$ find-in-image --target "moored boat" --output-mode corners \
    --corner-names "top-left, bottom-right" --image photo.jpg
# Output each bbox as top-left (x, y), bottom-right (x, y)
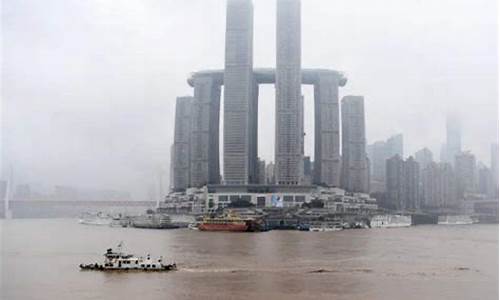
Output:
top-left (198, 212), bottom-right (249, 232)
top-left (309, 222), bottom-right (343, 232)
top-left (370, 214), bottom-right (411, 228)
top-left (438, 215), bottom-right (477, 225)
top-left (78, 212), bottom-right (113, 226)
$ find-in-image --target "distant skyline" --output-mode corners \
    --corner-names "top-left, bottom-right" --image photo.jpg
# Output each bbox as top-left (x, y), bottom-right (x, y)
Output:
top-left (2, 0), bottom-right (498, 199)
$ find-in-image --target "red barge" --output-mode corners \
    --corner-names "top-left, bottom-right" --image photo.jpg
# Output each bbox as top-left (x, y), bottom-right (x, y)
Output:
top-left (198, 212), bottom-right (249, 232)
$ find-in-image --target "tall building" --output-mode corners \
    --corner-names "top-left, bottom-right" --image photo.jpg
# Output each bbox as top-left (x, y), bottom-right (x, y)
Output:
top-left (367, 134), bottom-right (403, 193)
top-left (190, 74), bottom-right (221, 187)
top-left (172, 97), bottom-right (193, 191)
top-left (367, 141), bottom-right (387, 192)
top-left (386, 155), bottom-right (405, 210)
top-left (421, 162), bottom-right (457, 208)
top-left (275, 0), bottom-right (303, 185)
top-left (439, 162), bottom-right (458, 208)
top-left (415, 148), bottom-right (433, 171)
top-left (341, 96), bottom-right (368, 193)
top-left (491, 143), bottom-right (499, 197)
top-left (454, 151), bottom-right (476, 198)
top-left (442, 115), bottom-right (462, 163)
top-left (223, 0), bottom-right (257, 185)
top-left (403, 156), bottom-right (420, 210)
top-left (421, 162), bottom-right (439, 208)
top-left (386, 134), bottom-right (404, 158)
top-left (477, 163), bottom-right (494, 197)
top-left (385, 155), bottom-right (420, 211)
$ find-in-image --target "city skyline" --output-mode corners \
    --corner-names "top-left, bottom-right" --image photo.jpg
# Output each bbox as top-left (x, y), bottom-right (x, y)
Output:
top-left (2, 0), bottom-right (498, 198)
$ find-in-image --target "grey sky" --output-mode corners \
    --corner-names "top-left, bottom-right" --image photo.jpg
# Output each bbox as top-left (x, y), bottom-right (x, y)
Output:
top-left (2, 0), bottom-right (498, 199)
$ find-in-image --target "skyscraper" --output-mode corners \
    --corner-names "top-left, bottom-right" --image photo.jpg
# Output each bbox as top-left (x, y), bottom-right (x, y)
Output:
top-left (223, 0), bottom-right (257, 185)
top-left (341, 96), bottom-right (368, 193)
top-left (275, 0), bottom-right (303, 185)
top-left (415, 148), bottom-right (433, 171)
top-left (367, 140), bottom-right (387, 192)
top-left (403, 156), bottom-right (420, 210)
top-left (172, 97), bottom-right (193, 191)
top-left (386, 134), bottom-right (404, 158)
top-left (386, 155), bottom-right (404, 210)
top-left (386, 155), bottom-right (420, 211)
top-left (367, 134), bottom-right (403, 193)
top-left (455, 151), bottom-right (476, 198)
top-left (442, 115), bottom-right (462, 163)
top-left (477, 163), bottom-right (494, 197)
top-left (421, 162), bottom-right (457, 208)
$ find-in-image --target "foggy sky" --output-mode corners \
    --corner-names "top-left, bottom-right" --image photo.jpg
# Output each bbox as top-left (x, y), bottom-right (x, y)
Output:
top-left (2, 0), bottom-right (498, 200)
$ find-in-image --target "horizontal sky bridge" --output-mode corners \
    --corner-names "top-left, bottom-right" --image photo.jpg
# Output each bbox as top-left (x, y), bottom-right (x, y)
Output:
top-left (188, 68), bottom-right (347, 87)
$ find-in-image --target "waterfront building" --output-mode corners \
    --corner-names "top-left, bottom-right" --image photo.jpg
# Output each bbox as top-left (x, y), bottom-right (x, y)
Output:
top-left (275, 0), bottom-right (303, 185)
top-left (440, 163), bottom-right (458, 208)
top-left (477, 163), bottom-right (494, 197)
top-left (367, 141), bottom-right (387, 192)
top-left (190, 73), bottom-right (221, 187)
top-left (386, 155), bottom-right (404, 210)
top-left (403, 156), bottom-right (420, 210)
top-left (223, 0), bottom-right (258, 185)
top-left (454, 151), bottom-right (477, 198)
top-left (385, 155), bottom-right (420, 211)
top-left (341, 96), bottom-right (368, 193)
top-left (171, 0), bottom-right (347, 190)
top-left (367, 134), bottom-right (404, 193)
top-left (172, 97), bottom-right (193, 191)
top-left (421, 162), bottom-right (439, 208)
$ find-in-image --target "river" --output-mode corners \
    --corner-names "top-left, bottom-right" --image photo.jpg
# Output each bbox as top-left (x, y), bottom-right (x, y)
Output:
top-left (0, 219), bottom-right (497, 300)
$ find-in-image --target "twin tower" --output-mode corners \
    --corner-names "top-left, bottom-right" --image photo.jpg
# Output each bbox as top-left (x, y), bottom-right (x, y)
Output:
top-left (172, 0), bottom-right (358, 191)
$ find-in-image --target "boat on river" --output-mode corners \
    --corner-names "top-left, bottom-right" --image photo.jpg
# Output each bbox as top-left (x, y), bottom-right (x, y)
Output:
top-left (370, 214), bottom-right (411, 228)
top-left (309, 222), bottom-right (343, 232)
top-left (438, 215), bottom-right (477, 225)
top-left (78, 212), bottom-right (113, 226)
top-left (198, 211), bottom-right (249, 232)
top-left (79, 243), bottom-right (177, 272)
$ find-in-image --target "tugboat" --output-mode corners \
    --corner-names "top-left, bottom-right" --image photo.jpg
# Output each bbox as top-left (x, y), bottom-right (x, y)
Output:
top-left (79, 243), bottom-right (177, 272)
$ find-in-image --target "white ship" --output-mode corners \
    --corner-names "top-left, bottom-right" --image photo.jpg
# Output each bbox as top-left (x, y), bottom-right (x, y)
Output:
top-left (438, 215), bottom-right (476, 225)
top-left (309, 222), bottom-right (343, 232)
top-left (79, 243), bottom-right (176, 272)
top-left (78, 212), bottom-right (113, 226)
top-left (370, 214), bottom-right (411, 228)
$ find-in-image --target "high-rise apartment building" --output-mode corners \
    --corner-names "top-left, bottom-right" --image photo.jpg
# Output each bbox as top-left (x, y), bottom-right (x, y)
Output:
top-left (415, 148), bottom-right (433, 171)
top-left (454, 151), bottom-right (476, 198)
top-left (172, 97), bottom-right (193, 191)
top-left (275, 0), bottom-right (303, 185)
top-left (341, 96), bottom-right (368, 193)
top-left (223, 0), bottom-right (257, 185)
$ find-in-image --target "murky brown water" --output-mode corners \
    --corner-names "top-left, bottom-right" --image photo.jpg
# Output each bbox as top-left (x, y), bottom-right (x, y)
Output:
top-left (1, 219), bottom-right (498, 300)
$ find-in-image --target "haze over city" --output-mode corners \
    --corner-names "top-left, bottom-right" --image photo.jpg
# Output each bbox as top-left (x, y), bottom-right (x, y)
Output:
top-left (2, 0), bottom-right (498, 199)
